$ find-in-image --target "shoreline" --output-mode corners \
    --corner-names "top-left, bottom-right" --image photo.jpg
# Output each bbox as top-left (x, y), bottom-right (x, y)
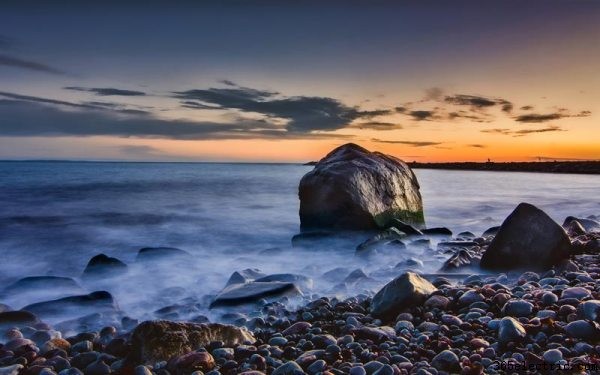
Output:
top-left (409, 161), bottom-right (600, 175)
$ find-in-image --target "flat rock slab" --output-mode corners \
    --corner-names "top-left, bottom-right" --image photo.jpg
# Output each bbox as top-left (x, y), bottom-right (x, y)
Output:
top-left (129, 320), bottom-right (255, 365)
top-left (210, 281), bottom-right (301, 308)
top-left (21, 291), bottom-right (117, 320)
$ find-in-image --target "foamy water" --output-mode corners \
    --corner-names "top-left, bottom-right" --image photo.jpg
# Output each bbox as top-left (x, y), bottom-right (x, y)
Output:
top-left (0, 161), bottom-right (598, 327)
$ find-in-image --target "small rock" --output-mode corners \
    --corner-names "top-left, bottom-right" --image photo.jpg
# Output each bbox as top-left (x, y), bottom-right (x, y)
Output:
top-left (498, 317), bottom-right (526, 345)
top-left (431, 350), bottom-right (460, 372)
top-left (370, 272), bottom-right (437, 320)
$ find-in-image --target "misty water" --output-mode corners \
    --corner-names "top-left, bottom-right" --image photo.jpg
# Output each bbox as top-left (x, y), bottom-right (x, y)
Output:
top-left (0, 161), bottom-right (598, 329)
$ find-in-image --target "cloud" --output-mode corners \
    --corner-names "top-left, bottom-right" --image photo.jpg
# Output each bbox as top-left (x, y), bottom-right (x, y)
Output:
top-left (481, 126), bottom-right (565, 137)
top-left (356, 109), bottom-right (394, 118)
top-left (0, 92), bottom-right (355, 141)
top-left (445, 94), bottom-right (498, 108)
top-left (350, 122), bottom-right (402, 131)
top-left (371, 138), bottom-right (443, 147)
top-left (423, 87), bottom-right (444, 101)
top-left (408, 110), bottom-right (437, 121)
top-left (468, 144), bottom-right (486, 148)
top-left (173, 84), bottom-right (368, 133)
top-left (0, 54), bottom-right (65, 75)
top-left (117, 145), bottom-right (163, 157)
top-left (520, 105), bottom-right (534, 110)
top-left (64, 87), bottom-right (146, 96)
top-left (514, 111), bottom-right (590, 123)
top-left (513, 126), bottom-right (565, 136)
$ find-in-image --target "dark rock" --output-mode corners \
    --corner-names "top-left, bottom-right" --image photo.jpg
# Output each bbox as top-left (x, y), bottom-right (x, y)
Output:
top-left (564, 320), bottom-right (600, 339)
top-left (563, 216), bottom-right (600, 233)
top-left (421, 227), bottom-right (452, 237)
top-left (498, 317), bottom-right (526, 344)
top-left (440, 249), bottom-right (480, 272)
top-left (480, 203), bottom-right (571, 271)
top-left (21, 291), bottom-right (117, 320)
top-left (578, 300), bottom-right (600, 321)
top-left (1, 276), bottom-right (82, 300)
top-left (387, 219), bottom-right (423, 236)
top-left (82, 254), bottom-right (127, 278)
top-left (482, 226), bottom-right (500, 237)
top-left (431, 350), bottom-right (460, 372)
top-left (135, 247), bottom-right (190, 262)
top-left (298, 143), bottom-right (424, 231)
top-left (370, 272), bottom-right (437, 321)
top-left (355, 228), bottom-right (406, 256)
top-left (129, 320), bottom-right (254, 365)
top-left (225, 269), bottom-right (266, 286)
top-left (0, 310), bottom-right (40, 328)
top-left (210, 282), bottom-right (301, 308)
top-left (255, 274), bottom-right (313, 291)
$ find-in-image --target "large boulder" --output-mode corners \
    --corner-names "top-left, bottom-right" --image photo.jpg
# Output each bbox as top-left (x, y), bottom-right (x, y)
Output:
top-left (129, 320), bottom-right (254, 365)
top-left (370, 272), bottom-right (437, 321)
top-left (298, 143), bottom-right (424, 231)
top-left (82, 253), bottom-right (128, 278)
top-left (480, 203), bottom-right (571, 271)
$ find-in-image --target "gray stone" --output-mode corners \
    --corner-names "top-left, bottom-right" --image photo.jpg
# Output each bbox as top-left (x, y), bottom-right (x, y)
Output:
top-left (21, 291), bottom-right (117, 320)
top-left (370, 272), bottom-right (437, 321)
top-left (578, 300), bottom-right (600, 321)
top-left (561, 287), bottom-right (591, 300)
top-left (272, 361), bottom-right (304, 375)
top-left (502, 299), bottom-right (534, 317)
top-left (542, 349), bottom-right (563, 363)
top-left (498, 317), bottom-right (526, 344)
top-left (299, 143), bottom-right (424, 231)
top-left (431, 350), bottom-right (460, 372)
top-left (0, 365), bottom-right (24, 375)
top-left (564, 320), bottom-right (600, 340)
top-left (480, 203), bottom-right (571, 270)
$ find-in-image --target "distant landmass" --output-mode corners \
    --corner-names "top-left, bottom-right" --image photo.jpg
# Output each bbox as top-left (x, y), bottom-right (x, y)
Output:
top-left (408, 161), bottom-right (600, 174)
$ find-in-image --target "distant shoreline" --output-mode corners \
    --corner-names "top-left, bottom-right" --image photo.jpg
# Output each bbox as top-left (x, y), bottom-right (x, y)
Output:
top-left (408, 161), bottom-right (600, 175)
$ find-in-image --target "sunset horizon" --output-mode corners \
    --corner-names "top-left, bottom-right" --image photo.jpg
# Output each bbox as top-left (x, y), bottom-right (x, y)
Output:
top-left (1, 0), bottom-right (598, 163)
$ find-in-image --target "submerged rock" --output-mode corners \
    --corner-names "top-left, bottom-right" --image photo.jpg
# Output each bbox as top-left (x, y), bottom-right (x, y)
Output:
top-left (129, 320), bottom-right (254, 365)
top-left (370, 272), bottom-right (437, 321)
top-left (480, 203), bottom-right (571, 271)
top-left (135, 247), bottom-right (191, 262)
top-left (1, 276), bottom-right (83, 300)
top-left (21, 291), bottom-right (117, 320)
top-left (0, 310), bottom-right (40, 328)
top-left (225, 268), bottom-right (266, 286)
top-left (210, 282), bottom-right (301, 308)
top-left (82, 253), bottom-right (128, 278)
top-left (298, 143), bottom-right (424, 231)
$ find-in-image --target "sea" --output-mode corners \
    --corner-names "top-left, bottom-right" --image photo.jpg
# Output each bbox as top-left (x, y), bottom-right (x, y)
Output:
top-left (0, 161), bottom-right (598, 325)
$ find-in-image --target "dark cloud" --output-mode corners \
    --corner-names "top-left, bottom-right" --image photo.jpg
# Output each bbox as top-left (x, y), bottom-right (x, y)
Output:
top-left (408, 110), bottom-right (437, 121)
top-left (446, 111), bottom-right (489, 122)
top-left (64, 87), bottom-right (146, 96)
top-left (481, 126), bottom-right (565, 137)
top-left (218, 79), bottom-right (237, 87)
top-left (371, 138), bottom-right (443, 147)
top-left (520, 105), bottom-right (534, 110)
top-left (0, 92), bottom-right (354, 141)
top-left (395, 106), bottom-right (407, 113)
top-left (514, 110), bottom-right (590, 123)
top-left (180, 101), bottom-right (222, 110)
top-left (445, 94), bottom-right (498, 108)
top-left (500, 101), bottom-right (513, 113)
top-left (351, 122), bottom-right (402, 131)
top-left (356, 109), bottom-right (393, 118)
top-left (423, 87), bottom-right (444, 101)
top-left (173, 85), bottom-right (364, 132)
top-left (0, 54), bottom-right (65, 75)
top-left (468, 144), bottom-right (486, 148)
top-left (513, 126), bottom-right (565, 136)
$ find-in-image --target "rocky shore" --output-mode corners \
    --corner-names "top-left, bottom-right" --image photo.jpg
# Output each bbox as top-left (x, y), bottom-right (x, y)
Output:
top-left (1, 206), bottom-right (600, 375)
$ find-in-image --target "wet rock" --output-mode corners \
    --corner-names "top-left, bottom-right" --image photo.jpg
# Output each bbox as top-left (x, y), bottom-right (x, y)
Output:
top-left (0, 365), bottom-right (23, 375)
top-left (82, 254), bottom-right (127, 278)
top-left (370, 272), bottom-right (437, 321)
top-left (225, 269), bottom-right (266, 286)
top-left (542, 349), bottom-right (563, 363)
top-left (255, 274), bottom-right (313, 291)
top-left (1, 276), bottom-right (83, 301)
top-left (440, 249), bottom-right (480, 272)
top-left (135, 247), bottom-right (191, 262)
top-left (355, 228), bottom-right (406, 256)
top-left (563, 216), bottom-right (600, 233)
top-left (298, 143), bottom-right (424, 231)
top-left (480, 203), bottom-right (571, 270)
top-left (502, 299), bottom-right (534, 317)
top-left (168, 351), bottom-right (215, 373)
top-left (85, 360), bottom-right (111, 375)
top-left (129, 320), bottom-right (254, 365)
top-left (431, 350), bottom-right (460, 372)
top-left (21, 291), bottom-right (117, 320)
top-left (564, 320), bottom-right (600, 339)
top-left (561, 287), bottom-right (591, 300)
top-left (422, 227), bottom-right (452, 237)
top-left (282, 322), bottom-right (311, 336)
top-left (0, 311), bottom-right (40, 328)
top-left (210, 282), bottom-right (301, 308)
top-left (458, 290), bottom-right (484, 305)
top-left (578, 300), bottom-right (600, 321)
top-left (272, 361), bottom-right (304, 375)
top-left (498, 317), bottom-right (526, 345)
top-left (387, 219), bottom-right (423, 236)
top-left (481, 226), bottom-right (500, 237)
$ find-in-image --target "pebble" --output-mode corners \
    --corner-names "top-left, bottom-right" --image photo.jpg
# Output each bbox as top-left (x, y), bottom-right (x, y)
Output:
top-left (561, 287), bottom-right (591, 300)
top-left (542, 349), bottom-right (563, 363)
top-left (502, 299), bottom-right (534, 317)
top-left (498, 317), bottom-right (526, 344)
top-left (431, 350), bottom-right (460, 371)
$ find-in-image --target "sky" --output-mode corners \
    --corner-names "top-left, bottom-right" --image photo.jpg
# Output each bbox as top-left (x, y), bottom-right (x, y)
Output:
top-left (0, 0), bottom-right (598, 162)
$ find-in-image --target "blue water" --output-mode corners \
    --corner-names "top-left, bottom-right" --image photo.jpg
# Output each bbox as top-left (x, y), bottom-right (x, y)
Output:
top-left (0, 161), bottom-right (598, 325)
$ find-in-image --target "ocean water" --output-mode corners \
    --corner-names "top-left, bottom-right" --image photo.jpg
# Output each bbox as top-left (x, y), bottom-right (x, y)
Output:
top-left (0, 161), bottom-right (598, 326)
